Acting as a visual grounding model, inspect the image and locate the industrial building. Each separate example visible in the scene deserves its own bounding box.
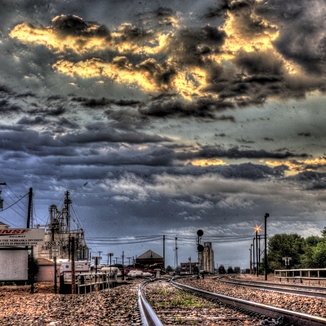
[135,250,164,269]
[33,191,89,262]
[182,241,215,274]
[203,242,215,273]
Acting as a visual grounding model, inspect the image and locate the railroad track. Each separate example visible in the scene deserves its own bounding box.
[138,277,326,326]
[218,276,326,298]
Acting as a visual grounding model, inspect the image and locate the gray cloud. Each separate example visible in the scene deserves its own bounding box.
[176,145,310,161]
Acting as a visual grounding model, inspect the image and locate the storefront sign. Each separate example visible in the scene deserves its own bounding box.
[0,228,45,246]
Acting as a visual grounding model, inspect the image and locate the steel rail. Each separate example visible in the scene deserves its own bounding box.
[138,280,164,326]
[171,280,326,326]
[218,278,326,298]
[226,276,326,291]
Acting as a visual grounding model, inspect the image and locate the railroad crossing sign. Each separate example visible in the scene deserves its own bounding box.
[52,248,59,257]
[282,257,292,266]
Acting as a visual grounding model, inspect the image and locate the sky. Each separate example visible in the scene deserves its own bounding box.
[1,0,326,269]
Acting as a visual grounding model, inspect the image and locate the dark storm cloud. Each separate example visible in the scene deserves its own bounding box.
[255,0,326,75]
[105,109,150,131]
[219,162,286,179]
[288,171,325,182]
[0,99,22,113]
[298,132,312,137]
[16,116,50,126]
[203,0,229,19]
[166,25,227,67]
[72,97,141,108]
[58,117,79,129]
[0,129,77,156]
[52,14,111,39]
[41,146,176,167]
[176,145,309,160]
[236,137,254,144]
[140,98,234,119]
[57,129,171,145]
[116,23,153,42]
[7,0,326,111]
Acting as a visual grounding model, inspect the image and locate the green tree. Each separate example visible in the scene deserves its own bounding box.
[322,227,326,238]
[267,233,305,271]
[311,241,326,268]
[301,235,322,268]
[166,265,174,272]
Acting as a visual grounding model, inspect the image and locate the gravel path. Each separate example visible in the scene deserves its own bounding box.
[178,277,326,318]
[0,282,141,325]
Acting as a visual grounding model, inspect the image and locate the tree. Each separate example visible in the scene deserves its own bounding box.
[268,233,305,270]
[311,241,326,268]
[166,265,174,272]
[218,265,226,274]
[322,227,326,238]
[301,235,322,268]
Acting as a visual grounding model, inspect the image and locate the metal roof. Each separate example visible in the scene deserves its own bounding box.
[137,250,162,259]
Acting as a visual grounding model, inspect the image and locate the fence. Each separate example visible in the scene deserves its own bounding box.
[274,268,326,285]
[60,271,118,294]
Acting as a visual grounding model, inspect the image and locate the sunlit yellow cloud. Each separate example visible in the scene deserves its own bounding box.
[9,18,171,56]
[172,67,207,100]
[53,57,172,93]
[191,159,227,166]
[52,55,209,97]
[210,10,300,77]
[266,157,326,175]
[9,22,111,54]
[8,9,306,100]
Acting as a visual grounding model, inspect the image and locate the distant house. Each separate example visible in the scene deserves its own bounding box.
[136,250,164,269]
[36,258,58,283]
[0,221,9,229]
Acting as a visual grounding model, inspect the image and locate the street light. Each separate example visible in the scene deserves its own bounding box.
[264,213,269,280]
[249,244,253,274]
[255,225,261,277]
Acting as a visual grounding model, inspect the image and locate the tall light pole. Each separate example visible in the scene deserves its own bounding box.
[264,213,269,281]
[255,225,260,277]
[249,244,252,274]
[252,238,255,275]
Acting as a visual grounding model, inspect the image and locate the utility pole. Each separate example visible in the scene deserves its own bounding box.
[163,235,165,270]
[51,219,58,294]
[121,251,125,280]
[0,182,6,210]
[27,188,34,294]
[71,236,75,294]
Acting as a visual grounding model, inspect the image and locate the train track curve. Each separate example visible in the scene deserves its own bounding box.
[138,277,326,326]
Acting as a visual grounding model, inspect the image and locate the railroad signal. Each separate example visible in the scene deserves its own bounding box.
[197,229,203,237]
[197,244,204,252]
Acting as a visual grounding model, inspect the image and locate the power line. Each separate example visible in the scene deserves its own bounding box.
[1,192,29,212]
